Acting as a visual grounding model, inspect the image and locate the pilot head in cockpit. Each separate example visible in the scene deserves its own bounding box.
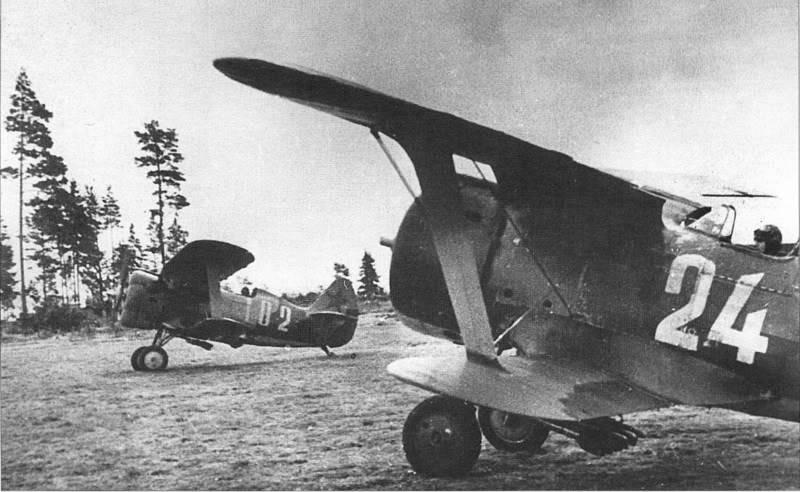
[754,224,782,256]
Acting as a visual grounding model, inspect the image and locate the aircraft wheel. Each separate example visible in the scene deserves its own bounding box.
[138,346,168,371]
[402,395,481,477]
[130,346,149,371]
[477,407,549,452]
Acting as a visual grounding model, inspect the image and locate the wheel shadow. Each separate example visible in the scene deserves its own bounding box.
[103,349,368,378]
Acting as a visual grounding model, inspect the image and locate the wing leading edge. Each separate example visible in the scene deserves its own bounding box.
[213,58,664,212]
[388,349,768,420]
[388,353,669,420]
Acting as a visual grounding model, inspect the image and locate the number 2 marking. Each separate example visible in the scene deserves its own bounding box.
[655,254,715,350]
[656,254,768,364]
[277,306,292,332]
[257,302,291,331]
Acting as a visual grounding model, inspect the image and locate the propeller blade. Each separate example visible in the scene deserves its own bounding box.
[702,188,776,198]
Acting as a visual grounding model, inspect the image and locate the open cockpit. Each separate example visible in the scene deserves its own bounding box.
[675,203,798,258]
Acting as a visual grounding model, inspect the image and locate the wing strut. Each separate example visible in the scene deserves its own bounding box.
[206,264,224,318]
[400,138,498,364]
[470,160,573,316]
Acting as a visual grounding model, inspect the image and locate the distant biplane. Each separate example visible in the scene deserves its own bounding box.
[214,58,799,476]
[119,240,359,371]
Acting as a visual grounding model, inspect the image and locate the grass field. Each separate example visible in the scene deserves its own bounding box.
[1,312,798,490]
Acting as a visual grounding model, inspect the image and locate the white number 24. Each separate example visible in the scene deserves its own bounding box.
[655,254,768,364]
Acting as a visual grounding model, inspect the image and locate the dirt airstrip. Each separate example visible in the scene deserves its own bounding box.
[1,311,798,490]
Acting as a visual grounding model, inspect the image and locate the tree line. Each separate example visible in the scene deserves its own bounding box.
[0,70,388,326]
[0,70,190,322]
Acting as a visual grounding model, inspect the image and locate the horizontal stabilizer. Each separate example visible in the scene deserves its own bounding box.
[388,350,767,420]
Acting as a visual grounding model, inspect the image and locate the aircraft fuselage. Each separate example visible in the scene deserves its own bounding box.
[390,177,799,421]
[123,274,357,349]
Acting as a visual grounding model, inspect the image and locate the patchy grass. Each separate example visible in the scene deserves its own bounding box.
[1,312,798,490]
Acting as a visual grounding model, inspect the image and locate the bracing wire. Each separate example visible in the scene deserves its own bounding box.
[369,132,573,317]
[470,159,572,315]
[370,129,417,200]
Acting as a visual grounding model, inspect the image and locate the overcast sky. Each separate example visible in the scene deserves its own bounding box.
[1,0,797,293]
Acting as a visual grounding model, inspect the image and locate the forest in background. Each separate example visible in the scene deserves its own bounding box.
[0,71,385,334]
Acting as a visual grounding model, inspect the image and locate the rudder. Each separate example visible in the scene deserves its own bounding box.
[308,277,359,317]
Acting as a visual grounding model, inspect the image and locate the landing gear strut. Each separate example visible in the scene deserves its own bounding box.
[131,327,174,371]
[401,398,645,476]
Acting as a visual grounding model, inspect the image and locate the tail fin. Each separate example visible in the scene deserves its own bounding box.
[308,277,359,317]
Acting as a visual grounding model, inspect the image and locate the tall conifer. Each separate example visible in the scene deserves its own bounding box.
[357,251,383,299]
[0,219,17,312]
[134,121,188,268]
[3,70,55,316]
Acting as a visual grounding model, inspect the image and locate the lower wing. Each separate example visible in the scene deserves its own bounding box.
[388,349,768,420]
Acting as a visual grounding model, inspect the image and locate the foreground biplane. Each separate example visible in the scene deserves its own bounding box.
[214,58,799,476]
[119,240,359,371]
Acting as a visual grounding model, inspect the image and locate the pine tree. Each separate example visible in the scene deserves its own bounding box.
[25,152,70,302]
[74,185,106,305]
[134,121,188,269]
[166,216,188,258]
[100,186,121,246]
[27,210,63,301]
[95,186,122,313]
[0,219,17,312]
[145,214,161,270]
[108,224,144,316]
[3,70,55,317]
[334,263,350,278]
[357,251,383,299]
[116,224,144,271]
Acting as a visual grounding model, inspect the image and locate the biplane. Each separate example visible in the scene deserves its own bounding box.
[119,240,359,371]
[214,58,799,476]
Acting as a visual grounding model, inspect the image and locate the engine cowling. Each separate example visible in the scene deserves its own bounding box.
[119,270,164,329]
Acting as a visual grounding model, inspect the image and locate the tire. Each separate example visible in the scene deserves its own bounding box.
[402,395,482,477]
[130,346,149,371]
[138,346,168,371]
[478,407,549,453]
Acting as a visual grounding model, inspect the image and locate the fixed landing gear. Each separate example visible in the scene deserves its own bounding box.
[477,407,549,452]
[131,345,169,371]
[402,396,482,477]
[401,397,644,477]
[131,327,174,371]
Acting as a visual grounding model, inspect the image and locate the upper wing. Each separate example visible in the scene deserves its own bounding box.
[214,58,665,212]
[214,57,673,364]
[161,240,255,294]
